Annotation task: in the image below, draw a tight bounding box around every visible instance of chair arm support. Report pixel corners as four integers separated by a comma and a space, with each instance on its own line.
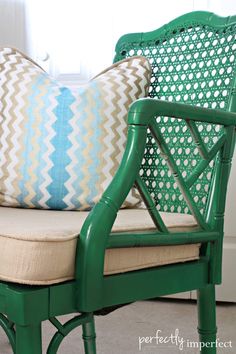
76, 124, 147, 311
76, 99, 236, 312
128, 98, 236, 127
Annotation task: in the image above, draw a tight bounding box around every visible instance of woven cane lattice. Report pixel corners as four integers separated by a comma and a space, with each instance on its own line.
115, 15, 236, 215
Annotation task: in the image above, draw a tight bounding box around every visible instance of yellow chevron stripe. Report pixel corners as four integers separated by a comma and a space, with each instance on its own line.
24, 78, 50, 206
78, 86, 97, 209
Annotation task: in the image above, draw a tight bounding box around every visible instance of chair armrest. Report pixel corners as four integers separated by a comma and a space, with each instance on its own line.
76, 98, 236, 312
128, 98, 236, 127
76, 124, 148, 311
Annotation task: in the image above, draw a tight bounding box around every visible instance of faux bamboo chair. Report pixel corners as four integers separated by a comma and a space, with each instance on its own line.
0, 10, 236, 354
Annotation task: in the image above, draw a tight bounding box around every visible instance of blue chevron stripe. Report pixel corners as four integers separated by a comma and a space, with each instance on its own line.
47, 86, 75, 209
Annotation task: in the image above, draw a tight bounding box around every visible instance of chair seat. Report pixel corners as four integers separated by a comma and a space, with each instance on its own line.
0, 207, 200, 285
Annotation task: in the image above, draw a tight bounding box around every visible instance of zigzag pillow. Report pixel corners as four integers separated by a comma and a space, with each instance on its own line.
0, 48, 151, 210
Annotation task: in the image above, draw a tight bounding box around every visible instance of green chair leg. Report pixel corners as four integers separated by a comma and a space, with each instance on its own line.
82, 315, 96, 354
197, 285, 217, 354
15, 323, 42, 354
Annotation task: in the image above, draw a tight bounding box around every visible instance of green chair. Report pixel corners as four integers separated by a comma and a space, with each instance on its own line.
0, 11, 236, 354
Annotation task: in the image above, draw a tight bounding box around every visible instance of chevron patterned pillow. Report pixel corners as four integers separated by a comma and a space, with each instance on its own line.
0, 48, 151, 210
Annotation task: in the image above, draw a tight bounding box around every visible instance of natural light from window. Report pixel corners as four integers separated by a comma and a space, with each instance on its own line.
25, 0, 236, 82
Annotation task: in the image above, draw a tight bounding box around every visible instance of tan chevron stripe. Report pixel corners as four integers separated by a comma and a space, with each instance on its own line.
96, 74, 116, 193
114, 62, 135, 160
142, 59, 152, 95
132, 187, 141, 202
12, 58, 40, 203
0, 50, 15, 153
0, 50, 12, 204
117, 59, 147, 164
123, 59, 150, 207
94, 79, 110, 200
100, 72, 122, 185
94, 58, 150, 207
123, 188, 141, 207
92, 59, 150, 206
109, 75, 123, 176
129, 60, 143, 99
78, 85, 97, 209
109, 64, 134, 177
120, 60, 135, 112
0, 51, 24, 205
23, 78, 49, 206
0, 49, 43, 206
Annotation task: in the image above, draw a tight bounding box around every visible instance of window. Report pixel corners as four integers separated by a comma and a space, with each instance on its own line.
25, 0, 195, 82
1, 0, 236, 83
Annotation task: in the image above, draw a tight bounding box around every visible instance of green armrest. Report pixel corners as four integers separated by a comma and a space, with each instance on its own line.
128, 98, 236, 126
76, 98, 236, 311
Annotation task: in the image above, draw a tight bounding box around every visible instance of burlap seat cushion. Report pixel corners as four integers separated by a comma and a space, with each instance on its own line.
0, 207, 200, 285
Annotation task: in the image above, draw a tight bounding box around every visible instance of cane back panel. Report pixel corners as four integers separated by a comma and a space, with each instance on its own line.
114, 11, 236, 216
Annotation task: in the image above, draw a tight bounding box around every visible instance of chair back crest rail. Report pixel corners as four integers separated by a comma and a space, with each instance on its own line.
114, 11, 236, 231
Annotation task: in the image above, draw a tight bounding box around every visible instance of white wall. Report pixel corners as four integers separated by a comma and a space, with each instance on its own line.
1, 1, 236, 77
225, 157, 236, 237
0, 0, 27, 51
210, 0, 236, 15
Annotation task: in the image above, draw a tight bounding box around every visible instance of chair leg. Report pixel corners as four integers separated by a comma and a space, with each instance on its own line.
15, 323, 42, 354
197, 285, 217, 354
82, 315, 96, 354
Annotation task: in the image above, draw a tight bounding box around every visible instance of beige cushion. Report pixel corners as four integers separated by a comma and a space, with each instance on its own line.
0, 207, 200, 285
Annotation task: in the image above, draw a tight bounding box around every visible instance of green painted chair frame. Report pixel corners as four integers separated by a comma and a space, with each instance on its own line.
1, 11, 236, 354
